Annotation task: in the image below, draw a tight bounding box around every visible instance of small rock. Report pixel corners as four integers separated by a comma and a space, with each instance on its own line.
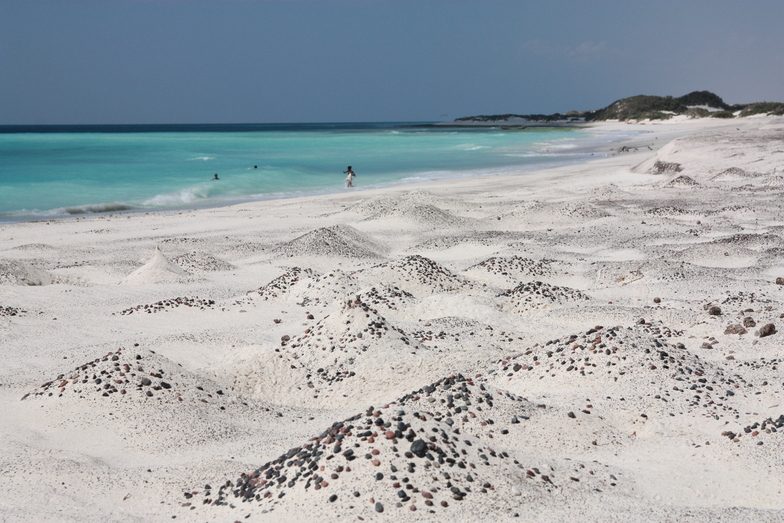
758, 323, 776, 337
410, 439, 427, 458
743, 317, 756, 328
653, 297, 661, 304
776, 277, 784, 285
724, 324, 747, 335
375, 502, 384, 513
708, 306, 722, 316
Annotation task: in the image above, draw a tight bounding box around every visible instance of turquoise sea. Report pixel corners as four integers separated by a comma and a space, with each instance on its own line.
0, 123, 634, 223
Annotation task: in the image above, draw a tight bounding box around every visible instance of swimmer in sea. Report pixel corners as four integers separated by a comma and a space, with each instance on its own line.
212, 174, 219, 180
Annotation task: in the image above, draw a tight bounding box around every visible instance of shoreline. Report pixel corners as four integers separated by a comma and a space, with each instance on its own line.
0, 123, 632, 225
1, 115, 783, 522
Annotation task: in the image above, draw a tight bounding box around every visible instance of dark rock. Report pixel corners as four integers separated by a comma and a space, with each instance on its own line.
743, 317, 756, 328
375, 502, 384, 513
410, 439, 427, 458
758, 323, 776, 337
724, 324, 747, 335
708, 306, 722, 316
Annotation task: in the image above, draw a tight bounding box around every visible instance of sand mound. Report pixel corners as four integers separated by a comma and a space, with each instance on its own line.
360, 255, 474, 297
463, 256, 555, 287
588, 184, 630, 200
498, 281, 590, 314
343, 192, 468, 229
486, 323, 784, 443
644, 205, 692, 217
709, 233, 784, 251
410, 231, 524, 252
710, 167, 763, 182
634, 129, 784, 179
21, 347, 280, 450
356, 285, 416, 315
289, 269, 364, 310
502, 201, 610, 223
8, 243, 59, 251
250, 267, 319, 301
663, 174, 699, 188
193, 373, 624, 520
231, 297, 431, 407
676, 243, 759, 268
171, 251, 235, 272
367, 203, 467, 228
0, 260, 54, 286
119, 247, 192, 285
274, 224, 385, 259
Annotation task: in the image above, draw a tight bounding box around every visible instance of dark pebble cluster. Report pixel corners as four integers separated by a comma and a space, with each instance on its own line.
171, 252, 235, 272
358, 285, 415, 312
362, 255, 474, 294
0, 305, 25, 317
251, 267, 317, 301
498, 281, 590, 313
466, 256, 555, 279
118, 296, 215, 315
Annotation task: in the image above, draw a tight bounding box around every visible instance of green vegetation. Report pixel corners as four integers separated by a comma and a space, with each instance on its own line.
740, 102, 784, 117
677, 91, 730, 109
585, 91, 731, 121
450, 90, 784, 125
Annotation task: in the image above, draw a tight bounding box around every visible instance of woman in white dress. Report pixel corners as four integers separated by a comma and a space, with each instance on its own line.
344, 166, 356, 187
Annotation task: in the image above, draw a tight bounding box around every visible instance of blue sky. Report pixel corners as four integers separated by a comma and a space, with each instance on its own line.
1, 0, 782, 124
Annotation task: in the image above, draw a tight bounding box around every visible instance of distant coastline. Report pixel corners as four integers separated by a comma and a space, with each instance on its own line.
439, 90, 784, 126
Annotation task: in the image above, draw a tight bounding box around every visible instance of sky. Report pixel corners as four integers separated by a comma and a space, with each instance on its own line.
1, 0, 783, 125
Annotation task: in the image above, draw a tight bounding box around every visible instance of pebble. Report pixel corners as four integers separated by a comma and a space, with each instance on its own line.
758, 323, 776, 337
374, 502, 384, 513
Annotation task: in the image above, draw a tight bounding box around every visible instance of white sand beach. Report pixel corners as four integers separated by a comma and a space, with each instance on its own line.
1, 116, 783, 522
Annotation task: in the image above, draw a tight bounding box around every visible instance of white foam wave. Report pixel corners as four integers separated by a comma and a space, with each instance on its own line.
142, 184, 212, 207
188, 156, 215, 161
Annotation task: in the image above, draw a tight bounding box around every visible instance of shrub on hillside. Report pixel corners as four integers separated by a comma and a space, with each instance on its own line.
710, 110, 735, 119
740, 102, 784, 117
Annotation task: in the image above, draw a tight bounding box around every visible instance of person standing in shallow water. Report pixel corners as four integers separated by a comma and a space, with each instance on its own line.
344, 166, 356, 188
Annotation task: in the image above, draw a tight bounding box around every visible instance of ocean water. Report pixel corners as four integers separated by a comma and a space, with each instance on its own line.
0, 123, 632, 223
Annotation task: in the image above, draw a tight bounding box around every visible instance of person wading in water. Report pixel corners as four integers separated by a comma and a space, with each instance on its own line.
344, 166, 356, 188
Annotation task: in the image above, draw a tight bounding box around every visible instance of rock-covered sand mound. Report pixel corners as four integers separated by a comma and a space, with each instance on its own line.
498, 281, 590, 314
360, 255, 474, 296
463, 256, 556, 287
172, 251, 235, 272
230, 296, 433, 408
193, 373, 625, 520
274, 224, 385, 259
21, 346, 284, 450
